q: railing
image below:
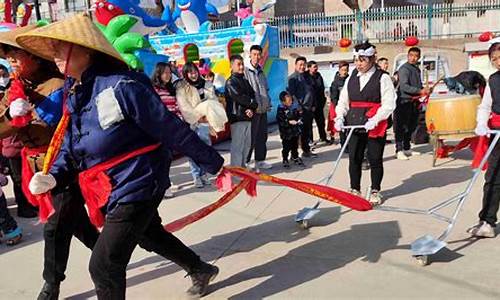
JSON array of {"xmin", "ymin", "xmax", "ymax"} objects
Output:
[{"xmin": 213, "ymin": 0, "xmax": 500, "ymax": 48}]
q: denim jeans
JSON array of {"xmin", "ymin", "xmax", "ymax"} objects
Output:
[{"xmin": 189, "ymin": 124, "xmax": 212, "ymax": 180}]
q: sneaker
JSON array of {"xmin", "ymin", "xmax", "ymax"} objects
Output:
[
  {"xmin": 404, "ymin": 150, "xmax": 421, "ymax": 157},
  {"xmin": 1, "ymin": 227, "xmax": 22, "ymax": 246},
  {"xmin": 37, "ymin": 282, "xmax": 60, "ymax": 300},
  {"xmin": 293, "ymin": 157, "xmax": 304, "ymax": 166},
  {"xmin": 350, "ymin": 189, "xmax": 362, "ymax": 197},
  {"xmin": 187, "ymin": 262, "xmax": 219, "ymax": 297},
  {"xmin": 200, "ymin": 174, "xmax": 211, "ymax": 186},
  {"xmin": 369, "ymin": 190, "xmax": 383, "ymax": 205},
  {"xmin": 164, "ymin": 188, "xmax": 174, "ymax": 198},
  {"xmin": 256, "ymin": 161, "xmax": 273, "ymax": 170},
  {"xmin": 283, "ymin": 159, "xmax": 290, "ymax": 168},
  {"xmin": 361, "ymin": 159, "xmax": 370, "ymax": 170},
  {"xmin": 302, "ymin": 151, "xmax": 318, "ymax": 158},
  {"xmin": 396, "ymin": 151, "xmax": 409, "ymax": 160},
  {"xmin": 193, "ymin": 177, "xmax": 204, "ymax": 188},
  {"xmin": 467, "ymin": 221, "xmax": 495, "ymax": 238}
]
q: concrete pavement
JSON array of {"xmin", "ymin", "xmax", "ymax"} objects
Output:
[{"xmin": 1, "ymin": 127, "xmax": 499, "ymax": 299}]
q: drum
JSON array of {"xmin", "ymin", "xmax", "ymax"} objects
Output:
[{"xmin": 425, "ymin": 94, "xmax": 481, "ymax": 140}]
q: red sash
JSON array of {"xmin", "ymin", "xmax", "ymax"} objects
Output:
[
  {"xmin": 327, "ymin": 104, "xmax": 337, "ymax": 134},
  {"xmin": 472, "ymin": 113, "xmax": 500, "ymax": 170},
  {"xmin": 78, "ymin": 143, "xmax": 161, "ymax": 228},
  {"xmin": 350, "ymin": 101, "xmax": 387, "ymax": 138}
]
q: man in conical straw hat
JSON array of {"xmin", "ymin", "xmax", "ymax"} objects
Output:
[
  {"xmin": 18, "ymin": 13, "xmax": 224, "ymax": 299},
  {"xmin": 0, "ymin": 23, "xmax": 100, "ymax": 300}
]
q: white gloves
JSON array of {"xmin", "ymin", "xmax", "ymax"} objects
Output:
[
  {"xmin": 364, "ymin": 119, "xmax": 378, "ymax": 131},
  {"xmin": 9, "ymin": 98, "xmax": 31, "ymax": 117},
  {"xmin": 334, "ymin": 119, "xmax": 344, "ymax": 132},
  {"xmin": 29, "ymin": 172, "xmax": 56, "ymax": 195},
  {"xmin": 475, "ymin": 123, "xmax": 490, "ymax": 136}
]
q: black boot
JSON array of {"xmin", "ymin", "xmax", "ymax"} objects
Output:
[
  {"xmin": 37, "ymin": 282, "xmax": 60, "ymax": 300},
  {"xmin": 186, "ymin": 262, "xmax": 219, "ymax": 297}
]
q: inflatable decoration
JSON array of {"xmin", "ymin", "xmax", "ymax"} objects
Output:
[{"xmin": 96, "ymin": 14, "xmax": 154, "ymax": 69}]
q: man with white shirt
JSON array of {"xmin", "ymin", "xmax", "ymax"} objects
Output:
[{"xmin": 334, "ymin": 42, "xmax": 396, "ymax": 205}]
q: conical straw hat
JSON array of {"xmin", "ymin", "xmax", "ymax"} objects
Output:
[
  {"xmin": 16, "ymin": 13, "xmax": 124, "ymax": 63},
  {"xmin": 0, "ymin": 25, "xmax": 43, "ymax": 58}
]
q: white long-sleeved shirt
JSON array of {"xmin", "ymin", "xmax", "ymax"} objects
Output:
[
  {"xmin": 335, "ymin": 66, "xmax": 396, "ymax": 125},
  {"xmin": 477, "ymin": 83, "xmax": 492, "ymax": 127}
]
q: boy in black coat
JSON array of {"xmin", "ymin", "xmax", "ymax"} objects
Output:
[{"xmin": 277, "ymin": 91, "xmax": 304, "ymax": 168}]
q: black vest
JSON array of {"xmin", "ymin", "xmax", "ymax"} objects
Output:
[
  {"xmin": 489, "ymin": 71, "xmax": 500, "ymax": 114},
  {"xmin": 345, "ymin": 68, "xmax": 384, "ymax": 125}
]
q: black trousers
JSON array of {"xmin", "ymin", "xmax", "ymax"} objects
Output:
[
  {"xmin": 43, "ymin": 183, "xmax": 99, "ymax": 284},
  {"xmin": 282, "ymin": 136, "xmax": 299, "ymax": 160},
  {"xmin": 247, "ymin": 113, "xmax": 268, "ymax": 162},
  {"xmin": 312, "ymin": 105, "xmax": 327, "ymax": 141},
  {"xmin": 393, "ymin": 101, "xmax": 419, "ymax": 152},
  {"xmin": 8, "ymin": 157, "xmax": 36, "ymax": 211},
  {"xmin": 89, "ymin": 195, "xmax": 202, "ymax": 300},
  {"xmin": 348, "ymin": 132, "xmax": 386, "ymax": 191},
  {"xmin": 300, "ymin": 109, "xmax": 313, "ymax": 153},
  {"xmin": 0, "ymin": 193, "xmax": 17, "ymax": 233},
  {"xmin": 479, "ymin": 142, "xmax": 500, "ymax": 226}
]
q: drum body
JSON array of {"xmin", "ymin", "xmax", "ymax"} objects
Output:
[{"xmin": 425, "ymin": 94, "xmax": 481, "ymax": 140}]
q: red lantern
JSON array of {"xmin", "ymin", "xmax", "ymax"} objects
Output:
[
  {"xmin": 479, "ymin": 31, "xmax": 494, "ymax": 42},
  {"xmin": 405, "ymin": 36, "xmax": 419, "ymax": 47},
  {"xmin": 339, "ymin": 38, "xmax": 352, "ymax": 48}
]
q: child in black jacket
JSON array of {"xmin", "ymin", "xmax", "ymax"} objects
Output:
[{"xmin": 277, "ymin": 91, "xmax": 304, "ymax": 168}]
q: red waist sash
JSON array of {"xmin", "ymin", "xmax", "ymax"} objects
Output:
[
  {"xmin": 350, "ymin": 101, "xmax": 387, "ymax": 138},
  {"xmin": 78, "ymin": 143, "xmax": 161, "ymax": 228}
]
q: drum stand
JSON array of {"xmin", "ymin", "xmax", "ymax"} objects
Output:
[
  {"xmin": 430, "ymin": 130, "xmax": 475, "ymax": 167},
  {"xmin": 377, "ymin": 130, "xmax": 500, "ymax": 266},
  {"xmin": 295, "ymin": 125, "xmax": 366, "ymax": 229}
]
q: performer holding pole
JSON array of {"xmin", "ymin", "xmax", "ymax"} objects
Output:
[
  {"xmin": 468, "ymin": 40, "xmax": 500, "ymax": 238},
  {"xmin": 334, "ymin": 42, "xmax": 396, "ymax": 205}
]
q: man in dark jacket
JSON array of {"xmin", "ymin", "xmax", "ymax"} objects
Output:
[
  {"xmin": 330, "ymin": 61, "xmax": 350, "ymax": 147},
  {"xmin": 288, "ymin": 56, "xmax": 317, "ymax": 158},
  {"xmin": 308, "ymin": 60, "xmax": 332, "ymax": 145},
  {"xmin": 394, "ymin": 47, "xmax": 430, "ymax": 160},
  {"xmin": 225, "ymin": 54, "xmax": 258, "ymax": 167},
  {"xmin": 245, "ymin": 45, "xmax": 272, "ymax": 171}
]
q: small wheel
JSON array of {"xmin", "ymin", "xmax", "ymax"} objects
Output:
[
  {"xmin": 299, "ymin": 220, "xmax": 309, "ymax": 229},
  {"xmin": 415, "ymin": 255, "xmax": 429, "ymax": 266}
]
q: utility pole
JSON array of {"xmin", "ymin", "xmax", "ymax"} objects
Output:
[{"xmin": 34, "ymin": 0, "xmax": 42, "ymax": 20}]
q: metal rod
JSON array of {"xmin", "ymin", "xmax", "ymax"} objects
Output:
[
  {"xmin": 427, "ymin": 193, "xmax": 463, "ymax": 213},
  {"xmin": 375, "ymin": 206, "xmax": 428, "ymax": 215}
]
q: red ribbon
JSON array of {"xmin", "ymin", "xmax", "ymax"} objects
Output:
[
  {"xmin": 435, "ymin": 137, "xmax": 478, "ymax": 159},
  {"xmin": 471, "ymin": 113, "xmax": 500, "ymax": 170},
  {"xmin": 350, "ymin": 101, "xmax": 387, "ymax": 138},
  {"xmin": 20, "ymin": 146, "xmax": 54, "ymax": 223},
  {"xmin": 163, "ymin": 166, "xmax": 373, "ymax": 233},
  {"xmin": 78, "ymin": 144, "xmax": 161, "ymax": 228},
  {"xmin": 8, "ymin": 78, "xmax": 32, "ymax": 127},
  {"xmin": 327, "ymin": 104, "xmax": 337, "ymax": 134}
]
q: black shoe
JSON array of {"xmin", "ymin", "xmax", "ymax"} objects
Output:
[
  {"xmin": 17, "ymin": 207, "xmax": 38, "ymax": 218},
  {"xmin": 37, "ymin": 282, "xmax": 60, "ymax": 300},
  {"xmin": 283, "ymin": 159, "xmax": 290, "ymax": 168},
  {"xmin": 293, "ymin": 157, "xmax": 305, "ymax": 166},
  {"xmin": 302, "ymin": 151, "xmax": 317, "ymax": 158},
  {"xmin": 361, "ymin": 159, "xmax": 370, "ymax": 170},
  {"xmin": 321, "ymin": 138, "xmax": 334, "ymax": 145},
  {"xmin": 187, "ymin": 262, "xmax": 219, "ymax": 297}
]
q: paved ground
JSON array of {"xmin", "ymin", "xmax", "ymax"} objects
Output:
[{"xmin": 1, "ymin": 126, "xmax": 499, "ymax": 299}]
